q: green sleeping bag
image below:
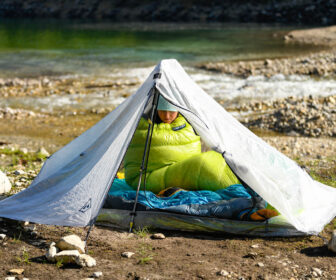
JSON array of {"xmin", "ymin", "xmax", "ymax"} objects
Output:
[{"xmin": 124, "ymin": 114, "xmax": 240, "ymax": 194}]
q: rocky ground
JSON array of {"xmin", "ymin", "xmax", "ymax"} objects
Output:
[
  {"xmin": 0, "ymin": 77, "xmax": 138, "ymax": 98},
  {"xmin": 228, "ymin": 95, "xmax": 336, "ymax": 138},
  {"xmin": 0, "ymin": 218, "xmax": 335, "ymax": 280},
  {"xmin": 199, "ymin": 50, "xmax": 336, "ymax": 78}
]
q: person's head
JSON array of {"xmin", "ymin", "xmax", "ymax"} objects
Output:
[{"xmin": 157, "ymin": 96, "xmax": 178, "ymax": 124}]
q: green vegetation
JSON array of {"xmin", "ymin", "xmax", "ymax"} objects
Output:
[
  {"xmin": 137, "ymin": 242, "xmax": 154, "ymax": 265},
  {"xmin": 11, "ymin": 231, "xmax": 22, "ymax": 244},
  {"xmin": 55, "ymin": 259, "xmax": 64, "ymax": 268},
  {"xmin": 294, "ymin": 157, "xmax": 336, "ymax": 188},
  {"xmin": 133, "ymin": 226, "xmax": 152, "ymax": 239},
  {"xmin": 16, "ymin": 249, "xmax": 31, "ymax": 265},
  {"xmin": 0, "ymin": 147, "xmax": 47, "ymax": 167}
]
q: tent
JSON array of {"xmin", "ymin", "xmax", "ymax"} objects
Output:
[{"xmin": 0, "ymin": 59, "xmax": 335, "ymax": 237}]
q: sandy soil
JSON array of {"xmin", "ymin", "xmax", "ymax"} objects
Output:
[{"xmin": 0, "ymin": 218, "xmax": 335, "ymax": 280}]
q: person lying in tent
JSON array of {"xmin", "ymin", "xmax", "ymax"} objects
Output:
[{"xmin": 124, "ymin": 96, "xmax": 278, "ymax": 221}]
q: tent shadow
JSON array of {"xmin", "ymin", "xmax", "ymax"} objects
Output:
[
  {"xmin": 96, "ymin": 225, "xmax": 307, "ymax": 242},
  {"xmin": 300, "ymin": 245, "xmax": 335, "ymax": 257}
]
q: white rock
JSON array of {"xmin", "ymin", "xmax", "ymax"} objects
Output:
[
  {"xmin": 23, "ymin": 278, "xmax": 30, "ymax": 280},
  {"xmin": 328, "ymin": 230, "xmax": 336, "ymax": 253},
  {"xmin": 9, "ymin": 268, "xmax": 24, "ymax": 275},
  {"xmin": 312, "ymin": 267, "xmax": 323, "ymax": 276},
  {"xmin": 0, "ymin": 170, "xmax": 12, "ymax": 194},
  {"xmin": 23, "ymin": 225, "xmax": 36, "ymax": 232},
  {"xmin": 92, "ymin": 271, "xmax": 103, "ymax": 278},
  {"xmin": 257, "ymin": 262, "xmax": 264, "ymax": 267},
  {"xmin": 46, "ymin": 242, "xmax": 58, "ymax": 261},
  {"xmin": 217, "ymin": 270, "xmax": 229, "ymax": 276},
  {"xmin": 56, "ymin": 234, "xmax": 85, "ymax": 254},
  {"xmin": 121, "ymin": 251, "xmax": 135, "ymax": 258},
  {"xmin": 251, "ymin": 244, "xmax": 259, "ymax": 248},
  {"xmin": 54, "ymin": 250, "xmax": 80, "ymax": 264},
  {"xmin": 37, "ymin": 147, "xmax": 50, "ymax": 157},
  {"xmin": 76, "ymin": 254, "xmax": 96, "ymax": 267},
  {"xmin": 152, "ymin": 233, "xmax": 166, "ymax": 239},
  {"xmin": 0, "ymin": 233, "xmax": 6, "ymax": 240},
  {"xmin": 5, "ymin": 277, "xmax": 16, "ymax": 280},
  {"xmin": 14, "ymin": 170, "xmax": 25, "ymax": 176}
]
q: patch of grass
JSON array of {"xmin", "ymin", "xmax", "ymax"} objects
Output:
[
  {"xmin": 133, "ymin": 226, "xmax": 151, "ymax": 238},
  {"xmin": 309, "ymin": 166, "xmax": 336, "ymax": 188},
  {"xmin": 64, "ymin": 227, "xmax": 73, "ymax": 234},
  {"xmin": 137, "ymin": 242, "xmax": 154, "ymax": 265},
  {"xmin": 11, "ymin": 231, "xmax": 22, "ymax": 244},
  {"xmin": 16, "ymin": 249, "xmax": 31, "ymax": 265},
  {"xmin": 55, "ymin": 259, "xmax": 64, "ymax": 268},
  {"xmin": 0, "ymin": 148, "xmax": 47, "ymax": 166}
]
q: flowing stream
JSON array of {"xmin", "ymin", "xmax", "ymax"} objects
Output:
[{"xmin": 0, "ymin": 19, "xmax": 334, "ymax": 113}]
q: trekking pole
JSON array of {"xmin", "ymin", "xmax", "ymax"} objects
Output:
[{"xmin": 129, "ymin": 89, "xmax": 159, "ymax": 233}]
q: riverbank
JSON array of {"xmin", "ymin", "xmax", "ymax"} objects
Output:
[
  {"xmin": 0, "ymin": 0, "xmax": 335, "ymax": 25},
  {"xmin": 200, "ymin": 50, "xmax": 336, "ymax": 78}
]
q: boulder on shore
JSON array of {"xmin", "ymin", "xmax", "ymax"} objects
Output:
[{"xmin": 56, "ymin": 234, "xmax": 85, "ymax": 254}]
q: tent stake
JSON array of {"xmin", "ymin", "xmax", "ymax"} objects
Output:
[
  {"xmin": 84, "ymin": 222, "xmax": 94, "ymax": 253},
  {"xmin": 129, "ymin": 89, "xmax": 159, "ymax": 233}
]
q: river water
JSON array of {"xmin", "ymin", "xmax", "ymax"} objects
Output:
[{"xmin": 1, "ymin": 20, "xmax": 335, "ymax": 113}]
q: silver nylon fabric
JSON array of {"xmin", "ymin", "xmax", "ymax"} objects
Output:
[
  {"xmin": 0, "ymin": 65, "xmax": 159, "ymax": 226},
  {"xmin": 155, "ymin": 59, "xmax": 336, "ymax": 234},
  {"xmin": 0, "ymin": 59, "xmax": 335, "ymax": 233}
]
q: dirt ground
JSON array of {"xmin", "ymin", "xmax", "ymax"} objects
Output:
[
  {"xmin": 0, "ymin": 217, "xmax": 335, "ymax": 280},
  {"xmin": 0, "ymin": 112, "xmax": 335, "ymax": 280}
]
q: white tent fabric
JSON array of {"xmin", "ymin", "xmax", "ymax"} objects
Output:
[{"xmin": 0, "ymin": 59, "xmax": 335, "ymax": 234}]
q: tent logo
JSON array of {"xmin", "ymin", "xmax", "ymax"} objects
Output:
[{"xmin": 79, "ymin": 198, "xmax": 91, "ymax": 213}]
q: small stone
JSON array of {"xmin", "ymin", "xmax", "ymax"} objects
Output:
[
  {"xmin": 121, "ymin": 251, "xmax": 135, "ymax": 258},
  {"xmin": 312, "ymin": 267, "xmax": 323, "ymax": 276},
  {"xmin": 5, "ymin": 277, "xmax": 16, "ymax": 280},
  {"xmin": 0, "ymin": 170, "xmax": 12, "ymax": 195},
  {"xmin": 56, "ymin": 234, "xmax": 85, "ymax": 254},
  {"xmin": 257, "ymin": 262, "xmax": 264, "ymax": 267},
  {"xmin": 14, "ymin": 170, "xmax": 25, "ymax": 176},
  {"xmin": 243, "ymin": 252, "xmax": 258, "ymax": 259},
  {"xmin": 23, "ymin": 278, "xmax": 30, "ymax": 280},
  {"xmin": 0, "ymin": 233, "xmax": 6, "ymax": 240},
  {"xmin": 37, "ymin": 147, "xmax": 50, "ymax": 157},
  {"xmin": 92, "ymin": 271, "xmax": 103, "ymax": 278},
  {"xmin": 9, "ymin": 268, "xmax": 24, "ymax": 275},
  {"xmin": 76, "ymin": 254, "xmax": 96, "ymax": 267},
  {"xmin": 23, "ymin": 225, "xmax": 36, "ymax": 232},
  {"xmin": 21, "ymin": 221, "xmax": 29, "ymax": 227},
  {"xmin": 251, "ymin": 244, "xmax": 259, "ymax": 249},
  {"xmin": 217, "ymin": 270, "xmax": 229, "ymax": 276},
  {"xmin": 152, "ymin": 233, "xmax": 165, "ymax": 239},
  {"xmin": 46, "ymin": 242, "xmax": 58, "ymax": 261}
]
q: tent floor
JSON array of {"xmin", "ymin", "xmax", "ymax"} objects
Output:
[{"xmin": 97, "ymin": 208, "xmax": 307, "ymax": 237}]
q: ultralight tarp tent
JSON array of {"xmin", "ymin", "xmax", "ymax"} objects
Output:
[{"xmin": 0, "ymin": 59, "xmax": 335, "ymax": 235}]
